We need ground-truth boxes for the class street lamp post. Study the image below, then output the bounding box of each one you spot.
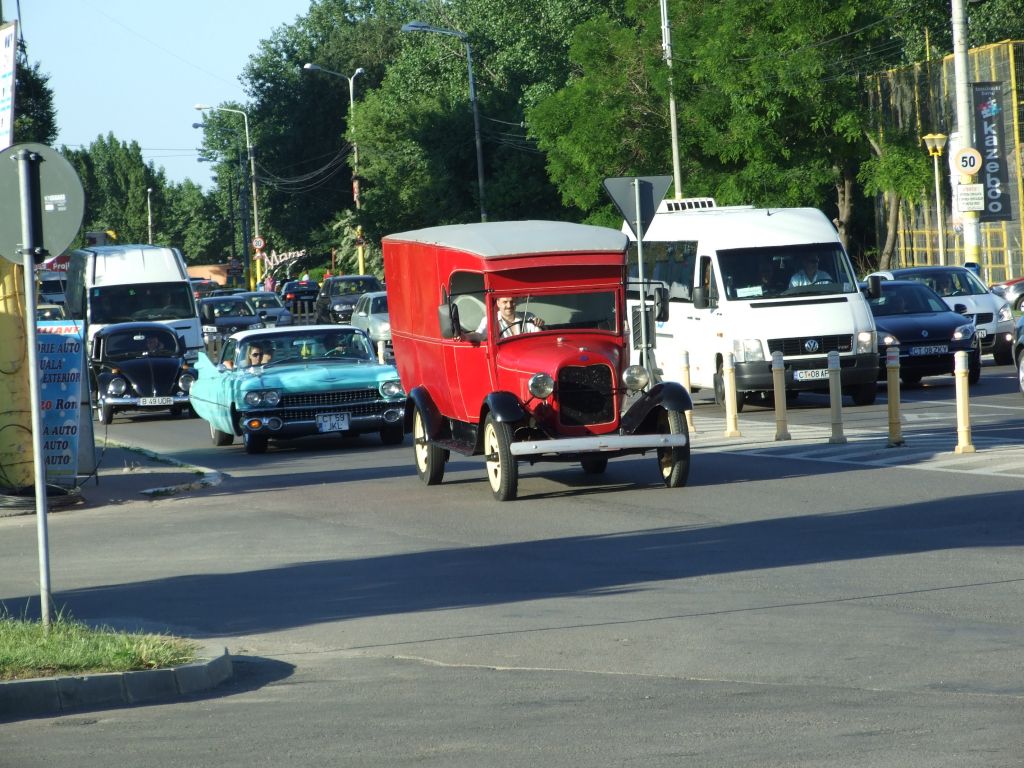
[146,187,153,244]
[195,103,260,288]
[401,20,487,223]
[922,133,948,266]
[303,63,365,209]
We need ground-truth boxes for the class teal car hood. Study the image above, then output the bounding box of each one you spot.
[240,359,401,392]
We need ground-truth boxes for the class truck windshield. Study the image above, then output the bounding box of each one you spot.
[89,282,197,323]
[487,291,618,337]
[717,243,858,300]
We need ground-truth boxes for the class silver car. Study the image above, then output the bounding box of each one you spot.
[350,291,391,354]
[239,291,293,327]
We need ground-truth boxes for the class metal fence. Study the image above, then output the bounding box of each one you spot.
[868,41,1024,283]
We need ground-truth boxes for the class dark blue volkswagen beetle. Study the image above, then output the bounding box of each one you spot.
[90,322,196,424]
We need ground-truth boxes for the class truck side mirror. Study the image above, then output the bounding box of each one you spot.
[866,274,881,299]
[653,285,669,322]
[438,302,457,339]
[692,286,708,309]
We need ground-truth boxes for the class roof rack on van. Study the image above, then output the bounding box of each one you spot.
[658,197,718,213]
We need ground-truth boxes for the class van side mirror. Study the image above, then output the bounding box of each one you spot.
[866,274,881,299]
[438,302,457,339]
[653,285,669,322]
[692,286,708,309]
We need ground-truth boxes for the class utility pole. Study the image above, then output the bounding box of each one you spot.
[951,0,981,264]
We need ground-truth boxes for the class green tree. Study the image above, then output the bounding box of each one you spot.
[12,45,57,146]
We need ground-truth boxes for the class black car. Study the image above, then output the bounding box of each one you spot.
[279,280,320,307]
[867,280,980,385]
[90,322,196,424]
[314,275,384,324]
[198,296,265,347]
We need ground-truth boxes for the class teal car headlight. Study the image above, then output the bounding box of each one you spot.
[244,389,281,407]
[380,380,404,398]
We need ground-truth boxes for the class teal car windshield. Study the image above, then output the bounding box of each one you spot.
[235,329,376,368]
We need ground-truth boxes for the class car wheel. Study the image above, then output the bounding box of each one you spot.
[993,343,1013,367]
[413,407,445,485]
[850,382,877,406]
[1018,353,1024,396]
[900,373,922,386]
[657,409,690,488]
[713,360,744,413]
[243,431,268,454]
[968,348,981,385]
[380,422,404,446]
[1015,295,1024,312]
[580,456,608,475]
[98,403,114,424]
[210,422,234,447]
[483,414,518,501]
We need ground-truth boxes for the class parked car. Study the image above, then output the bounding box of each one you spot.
[314,275,383,324]
[280,280,320,307]
[865,279,980,385]
[867,266,1014,364]
[36,303,69,321]
[89,322,196,424]
[189,277,220,300]
[37,270,66,305]
[990,275,1024,312]
[198,296,265,347]
[188,326,406,454]
[350,290,391,351]
[237,291,293,327]
[209,287,249,297]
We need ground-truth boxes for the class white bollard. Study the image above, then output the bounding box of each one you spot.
[953,350,976,454]
[377,340,386,364]
[885,346,904,447]
[827,350,846,444]
[723,353,741,438]
[771,350,790,441]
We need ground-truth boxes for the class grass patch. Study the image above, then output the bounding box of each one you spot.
[0,611,198,681]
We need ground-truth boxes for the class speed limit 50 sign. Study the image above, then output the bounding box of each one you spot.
[954,147,982,177]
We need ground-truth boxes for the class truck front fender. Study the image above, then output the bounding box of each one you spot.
[619,382,693,434]
[483,391,527,423]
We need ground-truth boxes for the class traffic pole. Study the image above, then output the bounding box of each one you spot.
[953,350,976,454]
[885,346,904,447]
[827,350,847,444]
[680,349,695,433]
[722,353,741,438]
[771,351,790,441]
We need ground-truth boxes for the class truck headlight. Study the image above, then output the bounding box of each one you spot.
[732,339,764,363]
[622,365,649,391]
[528,372,555,399]
[856,331,876,354]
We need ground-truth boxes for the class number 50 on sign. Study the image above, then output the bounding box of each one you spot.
[954,147,982,176]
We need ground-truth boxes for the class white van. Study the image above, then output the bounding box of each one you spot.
[65,244,203,359]
[626,199,878,408]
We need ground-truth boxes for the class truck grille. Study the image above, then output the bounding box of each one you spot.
[767,334,853,356]
[558,365,614,426]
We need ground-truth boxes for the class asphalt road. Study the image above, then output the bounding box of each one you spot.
[2,360,1023,767]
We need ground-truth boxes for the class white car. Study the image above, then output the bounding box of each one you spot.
[867,266,1015,364]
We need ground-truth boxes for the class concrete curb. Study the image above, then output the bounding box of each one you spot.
[0,645,232,721]
[99,439,225,497]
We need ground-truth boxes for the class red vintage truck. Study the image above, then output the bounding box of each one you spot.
[382,220,692,501]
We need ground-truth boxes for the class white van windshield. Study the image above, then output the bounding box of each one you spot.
[717,243,858,300]
[89,282,197,323]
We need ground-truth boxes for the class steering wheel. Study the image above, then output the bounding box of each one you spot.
[324,347,348,357]
[500,321,523,337]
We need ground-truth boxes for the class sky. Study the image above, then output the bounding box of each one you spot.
[12,0,314,188]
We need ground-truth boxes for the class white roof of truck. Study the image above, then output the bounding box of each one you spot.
[384,220,628,258]
[77,244,188,285]
[636,205,840,250]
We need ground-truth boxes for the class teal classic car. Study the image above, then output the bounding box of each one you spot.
[189,326,406,454]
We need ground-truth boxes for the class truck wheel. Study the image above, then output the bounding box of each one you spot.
[483,414,518,501]
[210,422,234,447]
[243,432,267,454]
[413,407,445,485]
[850,382,877,405]
[580,456,608,475]
[657,409,690,488]
[713,361,744,413]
